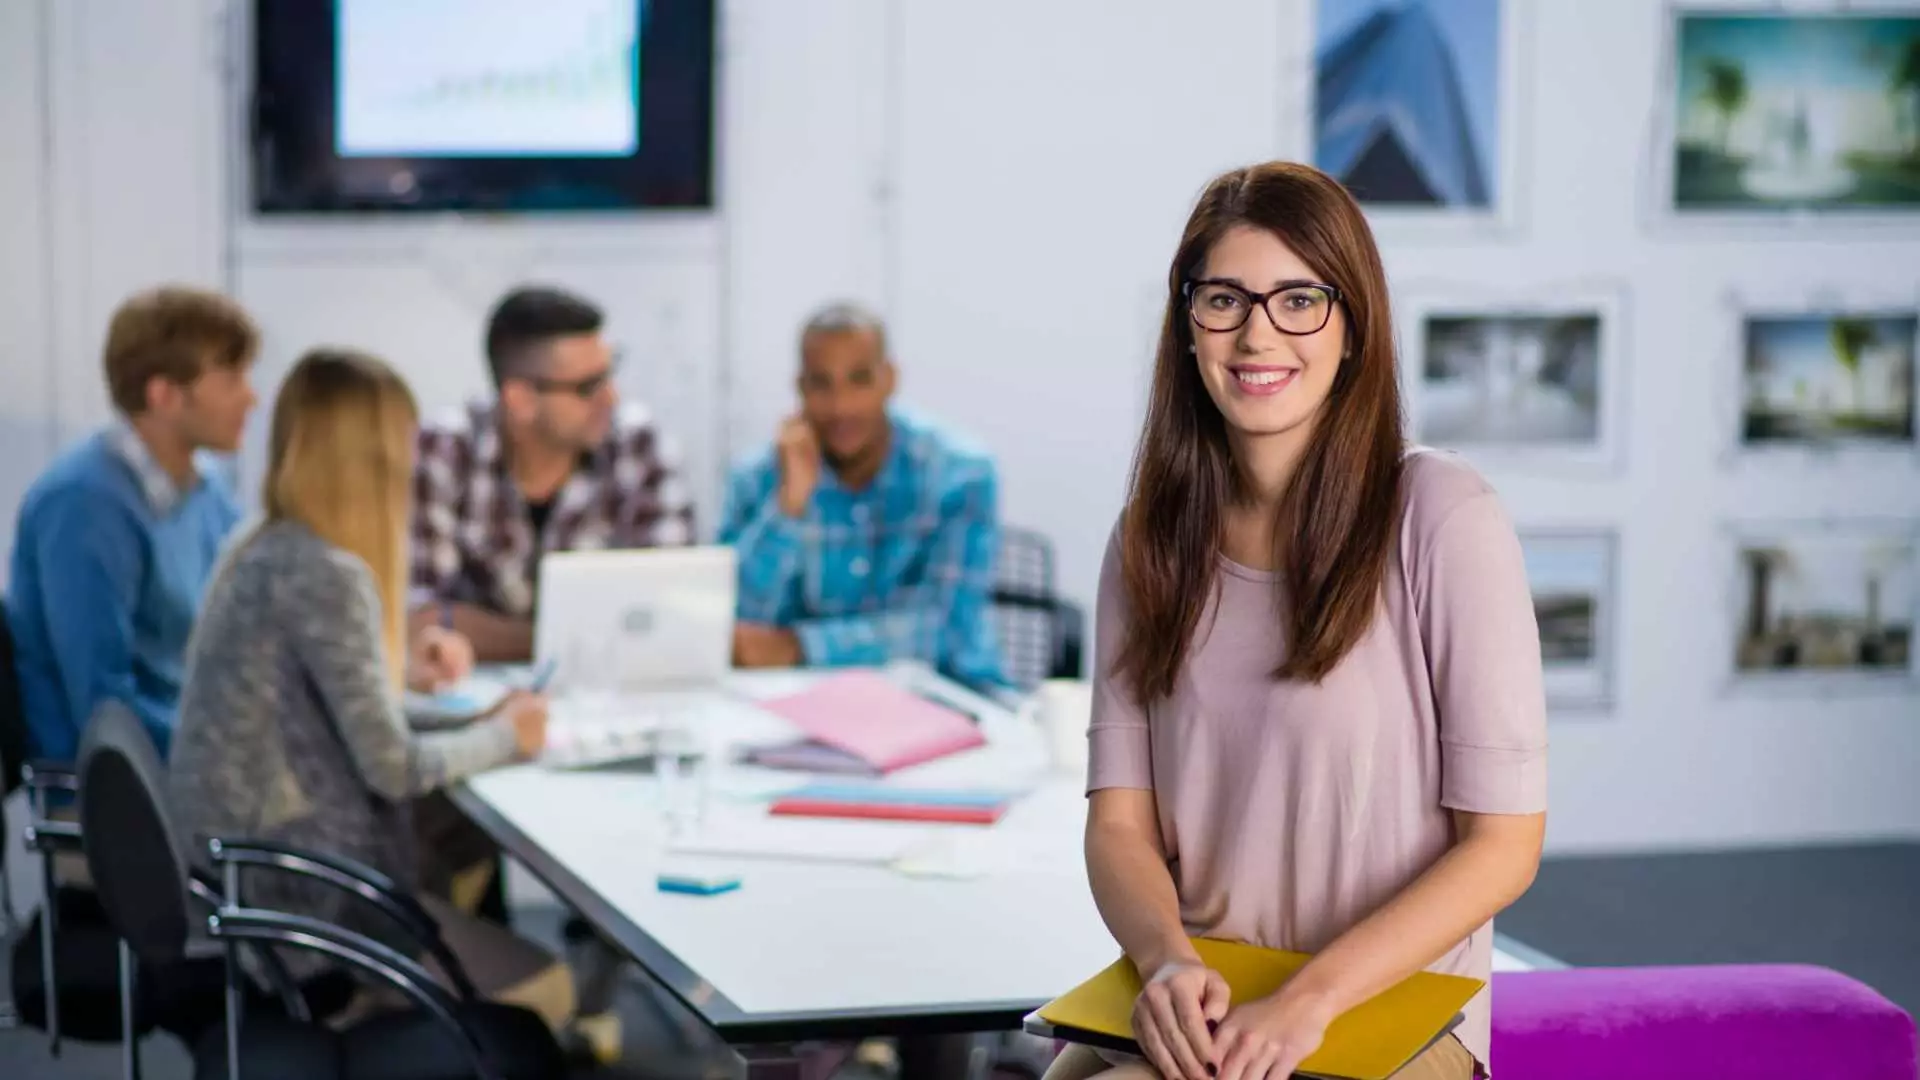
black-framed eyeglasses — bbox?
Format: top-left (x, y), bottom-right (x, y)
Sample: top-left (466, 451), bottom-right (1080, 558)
top-left (1183, 278), bottom-right (1344, 336)
top-left (523, 348), bottom-right (623, 398)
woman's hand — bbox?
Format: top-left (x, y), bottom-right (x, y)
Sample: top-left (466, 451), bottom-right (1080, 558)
top-left (1210, 988), bottom-right (1339, 1080)
top-left (494, 690), bottom-right (550, 760)
top-left (1131, 959), bottom-right (1232, 1080)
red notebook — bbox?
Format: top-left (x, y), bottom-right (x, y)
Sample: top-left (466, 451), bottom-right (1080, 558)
top-left (754, 671), bottom-right (986, 774)
top-left (768, 797), bottom-right (1006, 825)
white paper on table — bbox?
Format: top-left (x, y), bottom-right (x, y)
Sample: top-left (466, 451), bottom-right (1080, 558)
top-left (664, 816), bottom-right (934, 867)
top-left (891, 832), bottom-right (1003, 879)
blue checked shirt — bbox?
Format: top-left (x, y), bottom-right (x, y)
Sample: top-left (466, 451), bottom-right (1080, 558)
top-left (717, 409), bottom-right (1008, 691)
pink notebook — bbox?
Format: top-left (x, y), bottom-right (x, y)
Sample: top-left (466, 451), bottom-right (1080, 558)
top-left (755, 672), bottom-right (986, 774)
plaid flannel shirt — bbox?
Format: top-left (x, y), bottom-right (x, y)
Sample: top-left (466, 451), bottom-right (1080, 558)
top-left (717, 408), bottom-right (1008, 690)
top-left (410, 398), bottom-right (695, 619)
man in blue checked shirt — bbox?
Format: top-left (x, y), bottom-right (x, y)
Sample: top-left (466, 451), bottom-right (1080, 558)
top-left (717, 301), bottom-right (1009, 693)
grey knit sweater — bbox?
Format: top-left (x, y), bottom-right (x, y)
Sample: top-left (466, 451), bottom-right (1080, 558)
top-left (168, 518), bottom-right (518, 969)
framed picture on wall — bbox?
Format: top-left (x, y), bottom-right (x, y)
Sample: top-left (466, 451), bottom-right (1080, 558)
top-left (1715, 284), bottom-right (1920, 466)
top-left (1306, 0), bottom-right (1529, 234)
top-left (1521, 529), bottom-right (1619, 712)
top-left (1741, 311), bottom-right (1917, 451)
top-left (1725, 518), bottom-right (1919, 694)
top-left (1654, 7), bottom-right (1920, 219)
top-left (1400, 281), bottom-right (1629, 471)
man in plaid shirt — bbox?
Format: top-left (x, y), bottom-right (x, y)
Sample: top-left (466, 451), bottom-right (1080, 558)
top-left (717, 301), bottom-right (1008, 693)
top-left (409, 286), bottom-right (696, 662)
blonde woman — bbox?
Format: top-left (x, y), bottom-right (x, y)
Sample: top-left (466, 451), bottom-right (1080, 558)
top-left (168, 348), bottom-right (575, 1034)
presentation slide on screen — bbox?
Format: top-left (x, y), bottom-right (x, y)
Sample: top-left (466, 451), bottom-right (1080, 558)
top-left (335, 0), bottom-right (639, 158)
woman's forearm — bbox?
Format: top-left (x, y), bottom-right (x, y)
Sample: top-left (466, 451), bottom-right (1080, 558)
top-left (1278, 815), bottom-right (1544, 1017)
top-left (410, 602), bottom-right (534, 664)
top-left (448, 603), bottom-right (535, 664)
top-left (1086, 818), bottom-right (1201, 977)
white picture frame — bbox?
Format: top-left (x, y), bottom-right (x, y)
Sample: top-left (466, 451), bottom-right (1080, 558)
top-left (1642, 0), bottom-right (1920, 237)
top-left (1398, 279), bottom-right (1631, 474)
top-left (1720, 516), bottom-right (1920, 696)
top-left (1285, 0), bottom-right (1533, 242)
top-left (1715, 281), bottom-right (1920, 469)
top-left (1520, 527), bottom-right (1620, 713)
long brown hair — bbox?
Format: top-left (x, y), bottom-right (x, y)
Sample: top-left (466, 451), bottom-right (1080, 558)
top-left (262, 348), bottom-right (420, 689)
top-left (1114, 161), bottom-right (1406, 701)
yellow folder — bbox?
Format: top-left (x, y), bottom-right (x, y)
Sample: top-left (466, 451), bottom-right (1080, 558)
top-left (1026, 938), bottom-right (1483, 1080)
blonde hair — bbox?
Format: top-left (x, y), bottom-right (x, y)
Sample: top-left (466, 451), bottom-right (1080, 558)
top-left (263, 348), bottom-right (419, 688)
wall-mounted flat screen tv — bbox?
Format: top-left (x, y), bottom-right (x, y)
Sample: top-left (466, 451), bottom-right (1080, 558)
top-left (251, 0), bottom-right (714, 213)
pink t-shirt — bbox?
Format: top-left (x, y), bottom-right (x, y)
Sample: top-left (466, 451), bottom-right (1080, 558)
top-left (1086, 449), bottom-right (1548, 1076)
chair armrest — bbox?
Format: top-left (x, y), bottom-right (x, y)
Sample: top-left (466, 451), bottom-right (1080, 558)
top-left (22, 760), bottom-right (77, 792)
top-left (205, 837), bottom-right (479, 1002)
top-left (187, 871), bottom-right (311, 1024)
top-left (23, 818), bottom-right (81, 853)
top-left (1051, 598), bottom-right (1085, 681)
top-left (989, 586), bottom-right (1054, 612)
top-left (206, 908), bottom-right (499, 1080)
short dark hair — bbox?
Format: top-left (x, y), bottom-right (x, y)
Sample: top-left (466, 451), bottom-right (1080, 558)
top-left (484, 285), bottom-right (604, 385)
top-left (103, 285), bottom-right (260, 415)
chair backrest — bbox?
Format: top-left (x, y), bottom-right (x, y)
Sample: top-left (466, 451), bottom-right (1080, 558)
top-left (0, 592), bottom-right (28, 798)
top-left (994, 527), bottom-right (1056, 597)
top-left (991, 528), bottom-right (1061, 692)
top-left (75, 700), bottom-right (195, 966)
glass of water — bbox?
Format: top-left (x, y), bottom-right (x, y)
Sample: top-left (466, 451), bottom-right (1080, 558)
top-left (653, 724), bottom-right (709, 838)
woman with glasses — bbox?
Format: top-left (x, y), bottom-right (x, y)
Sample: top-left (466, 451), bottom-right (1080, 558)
top-left (1049, 162), bottom-right (1547, 1080)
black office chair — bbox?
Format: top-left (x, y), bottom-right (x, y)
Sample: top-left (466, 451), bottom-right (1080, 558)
top-left (990, 528), bottom-right (1085, 691)
top-left (2, 623), bottom-right (338, 1073)
top-left (0, 592), bottom-right (19, 1031)
top-left (1, 592), bottom-right (26, 929)
top-left (2, 594), bottom-right (245, 1057)
top-left (75, 699), bottom-right (567, 1080)
top-left (0, 591), bottom-right (117, 1052)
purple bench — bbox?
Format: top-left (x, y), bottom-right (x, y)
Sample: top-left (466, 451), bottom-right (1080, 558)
top-left (1491, 964), bottom-right (1918, 1079)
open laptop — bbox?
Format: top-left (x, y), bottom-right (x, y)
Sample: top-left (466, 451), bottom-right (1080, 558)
top-left (531, 546), bottom-right (782, 768)
top-left (533, 545), bottom-right (738, 693)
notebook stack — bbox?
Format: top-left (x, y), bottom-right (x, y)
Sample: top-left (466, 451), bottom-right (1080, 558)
top-left (767, 783), bottom-right (1014, 825)
top-left (739, 671), bottom-right (987, 776)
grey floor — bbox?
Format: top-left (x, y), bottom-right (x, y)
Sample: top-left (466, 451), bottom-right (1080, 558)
top-left (1498, 840), bottom-right (1920, 1018)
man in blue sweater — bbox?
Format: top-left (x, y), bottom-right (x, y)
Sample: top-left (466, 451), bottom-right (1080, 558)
top-left (7, 285), bottom-right (260, 762)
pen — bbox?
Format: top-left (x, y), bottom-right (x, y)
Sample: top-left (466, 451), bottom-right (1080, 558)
top-left (527, 658), bottom-right (559, 693)
top-left (907, 684), bottom-right (982, 726)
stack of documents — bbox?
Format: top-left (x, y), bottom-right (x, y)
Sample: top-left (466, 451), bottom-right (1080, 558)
top-left (739, 671), bottom-right (987, 775)
top-left (539, 690), bottom-right (784, 770)
top-left (767, 782), bottom-right (1014, 825)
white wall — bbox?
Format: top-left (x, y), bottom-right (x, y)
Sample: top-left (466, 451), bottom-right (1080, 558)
top-left (2, 0), bottom-right (1916, 855)
top-left (0, 0), bottom-right (231, 575)
top-left (0, 0), bottom-right (55, 541)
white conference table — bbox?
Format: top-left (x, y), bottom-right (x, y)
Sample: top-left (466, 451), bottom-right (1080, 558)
top-left (448, 665), bottom-right (1557, 1058)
